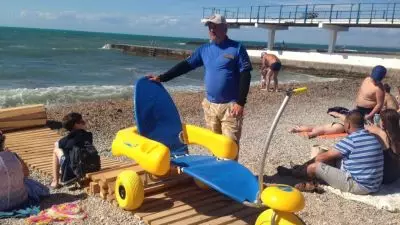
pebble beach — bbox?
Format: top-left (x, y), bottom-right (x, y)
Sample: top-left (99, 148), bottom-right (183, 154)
top-left (3, 76), bottom-right (400, 225)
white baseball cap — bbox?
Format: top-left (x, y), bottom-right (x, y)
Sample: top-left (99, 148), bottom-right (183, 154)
top-left (205, 14), bottom-right (227, 25)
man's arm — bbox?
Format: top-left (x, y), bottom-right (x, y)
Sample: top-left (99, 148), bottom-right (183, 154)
top-left (236, 44), bottom-right (253, 107)
top-left (315, 148), bottom-right (343, 163)
top-left (366, 87), bottom-right (385, 119)
top-left (150, 47), bottom-right (203, 82)
top-left (158, 61), bottom-right (193, 82)
top-left (237, 71), bottom-right (251, 106)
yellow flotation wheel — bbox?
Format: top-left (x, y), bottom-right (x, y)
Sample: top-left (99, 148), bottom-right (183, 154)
top-left (194, 179), bottom-right (210, 190)
top-left (115, 170), bottom-right (144, 210)
top-left (255, 209), bottom-right (305, 225)
top-left (261, 184), bottom-right (305, 213)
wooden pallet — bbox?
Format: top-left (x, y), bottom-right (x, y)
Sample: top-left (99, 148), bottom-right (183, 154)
top-left (5, 127), bottom-right (132, 177)
top-left (134, 182), bottom-right (262, 225)
top-left (84, 164), bottom-right (262, 225)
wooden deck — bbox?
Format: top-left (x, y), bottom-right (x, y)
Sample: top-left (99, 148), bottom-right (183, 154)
top-left (134, 182), bottom-right (262, 225)
top-left (5, 127), bottom-right (131, 176)
top-left (6, 126), bottom-right (263, 224)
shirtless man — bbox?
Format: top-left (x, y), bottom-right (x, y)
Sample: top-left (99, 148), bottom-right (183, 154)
top-left (260, 52), bottom-right (281, 92)
top-left (355, 65), bottom-right (386, 121)
top-left (383, 83), bottom-right (399, 111)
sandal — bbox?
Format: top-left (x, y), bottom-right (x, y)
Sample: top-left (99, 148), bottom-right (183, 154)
top-left (295, 181), bottom-right (324, 194)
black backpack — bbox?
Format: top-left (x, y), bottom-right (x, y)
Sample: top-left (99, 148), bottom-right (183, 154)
top-left (59, 130), bottom-right (101, 182)
top-left (69, 139), bottom-right (101, 179)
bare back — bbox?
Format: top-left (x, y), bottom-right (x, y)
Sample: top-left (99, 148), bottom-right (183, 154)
top-left (384, 93), bottom-right (400, 111)
top-left (262, 54), bottom-right (280, 67)
top-left (356, 77), bottom-right (384, 108)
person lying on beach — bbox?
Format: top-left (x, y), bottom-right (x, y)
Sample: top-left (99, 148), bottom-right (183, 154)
top-left (382, 83), bottom-right (399, 111)
top-left (355, 65), bottom-right (386, 121)
top-left (260, 52), bottom-right (281, 92)
top-left (0, 131), bottom-right (30, 211)
top-left (289, 111), bottom-right (346, 138)
top-left (366, 109), bottom-right (400, 184)
top-left (281, 111), bottom-right (384, 194)
top-left (51, 112), bottom-right (100, 188)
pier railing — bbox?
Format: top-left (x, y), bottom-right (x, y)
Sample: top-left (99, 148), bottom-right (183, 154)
top-left (203, 3), bottom-right (400, 25)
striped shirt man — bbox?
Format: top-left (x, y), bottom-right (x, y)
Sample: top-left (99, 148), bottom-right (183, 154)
top-left (335, 129), bottom-right (384, 192)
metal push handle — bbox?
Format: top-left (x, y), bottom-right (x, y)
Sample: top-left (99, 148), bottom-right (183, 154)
top-left (256, 87), bottom-right (308, 204)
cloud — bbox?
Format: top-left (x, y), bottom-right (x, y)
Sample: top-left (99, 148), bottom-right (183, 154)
top-left (19, 10), bottom-right (181, 27)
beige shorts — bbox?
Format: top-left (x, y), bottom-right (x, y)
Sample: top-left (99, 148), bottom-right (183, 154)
top-left (201, 98), bottom-right (243, 144)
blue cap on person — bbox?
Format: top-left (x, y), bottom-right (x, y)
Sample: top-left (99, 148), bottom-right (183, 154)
top-left (370, 65), bottom-right (387, 82)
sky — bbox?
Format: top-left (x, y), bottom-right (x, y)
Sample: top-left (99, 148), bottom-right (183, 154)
top-left (1, 0), bottom-right (400, 47)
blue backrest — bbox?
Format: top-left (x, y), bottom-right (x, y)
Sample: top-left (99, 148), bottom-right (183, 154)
top-left (134, 77), bottom-right (188, 156)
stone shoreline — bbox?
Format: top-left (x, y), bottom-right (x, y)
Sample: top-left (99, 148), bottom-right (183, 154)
top-left (5, 77), bottom-right (400, 225)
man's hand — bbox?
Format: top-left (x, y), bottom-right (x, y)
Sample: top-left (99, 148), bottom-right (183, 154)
top-left (365, 114), bottom-right (373, 121)
top-left (146, 74), bottom-right (161, 82)
top-left (230, 103), bottom-right (244, 117)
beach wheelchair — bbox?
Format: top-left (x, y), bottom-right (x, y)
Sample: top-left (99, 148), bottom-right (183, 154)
top-left (111, 77), bottom-right (307, 225)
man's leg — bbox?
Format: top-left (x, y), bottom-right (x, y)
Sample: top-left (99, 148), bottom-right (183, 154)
top-left (266, 69), bottom-right (274, 92)
top-left (260, 69), bottom-right (267, 89)
top-left (273, 71), bottom-right (279, 92)
top-left (221, 103), bottom-right (243, 161)
top-left (202, 98), bottom-right (222, 134)
top-left (312, 162), bottom-right (370, 195)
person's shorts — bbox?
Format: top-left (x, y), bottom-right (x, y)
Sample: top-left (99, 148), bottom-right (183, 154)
top-left (316, 163), bottom-right (370, 195)
top-left (270, 62), bottom-right (282, 72)
top-left (355, 106), bottom-right (374, 118)
top-left (60, 155), bottom-right (66, 168)
top-left (201, 98), bottom-right (243, 144)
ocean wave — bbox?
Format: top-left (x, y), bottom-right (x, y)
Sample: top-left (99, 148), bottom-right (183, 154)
top-left (0, 84), bottom-right (203, 108)
top-left (176, 42), bottom-right (187, 46)
top-left (100, 44), bottom-right (112, 50)
top-left (8, 45), bottom-right (28, 49)
top-left (51, 47), bottom-right (88, 51)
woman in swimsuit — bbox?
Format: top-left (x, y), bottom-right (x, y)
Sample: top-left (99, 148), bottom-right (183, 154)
top-left (366, 109), bottom-right (400, 184)
top-left (289, 111), bottom-right (346, 139)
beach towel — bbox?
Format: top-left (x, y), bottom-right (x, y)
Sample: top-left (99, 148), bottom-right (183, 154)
top-left (322, 179), bottom-right (400, 213)
top-left (26, 201), bottom-right (87, 224)
top-left (298, 132), bottom-right (348, 139)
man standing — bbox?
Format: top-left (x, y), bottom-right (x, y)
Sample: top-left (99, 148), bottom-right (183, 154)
top-left (355, 65), bottom-right (386, 120)
top-left (260, 52), bottom-right (281, 92)
top-left (147, 14), bottom-right (253, 160)
top-left (299, 111), bottom-right (383, 194)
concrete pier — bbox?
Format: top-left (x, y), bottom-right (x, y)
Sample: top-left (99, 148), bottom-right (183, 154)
top-left (110, 44), bottom-right (192, 60)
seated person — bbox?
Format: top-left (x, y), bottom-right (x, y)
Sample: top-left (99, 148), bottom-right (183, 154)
top-left (382, 83), bottom-right (399, 111)
top-left (289, 111), bottom-right (346, 138)
top-left (366, 109), bottom-right (400, 184)
top-left (285, 111), bottom-right (384, 194)
top-left (51, 112), bottom-right (99, 188)
top-left (0, 131), bottom-right (30, 211)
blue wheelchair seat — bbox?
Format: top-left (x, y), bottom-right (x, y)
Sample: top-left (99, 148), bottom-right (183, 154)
top-left (172, 155), bottom-right (259, 203)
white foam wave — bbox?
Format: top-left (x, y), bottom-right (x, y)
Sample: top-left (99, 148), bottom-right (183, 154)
top-left (100, 44), bottom-right (112, 50)
top-left (0, 85), bottom-right (132, 108)
top-left (123, 67), bottom-right (139, 72)
top-left (8, 45), bottom-right (28, 49)
top-left (0, 84), bottom-right (204, 108)
top-left (176, 42), bottom-right (187, 46)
